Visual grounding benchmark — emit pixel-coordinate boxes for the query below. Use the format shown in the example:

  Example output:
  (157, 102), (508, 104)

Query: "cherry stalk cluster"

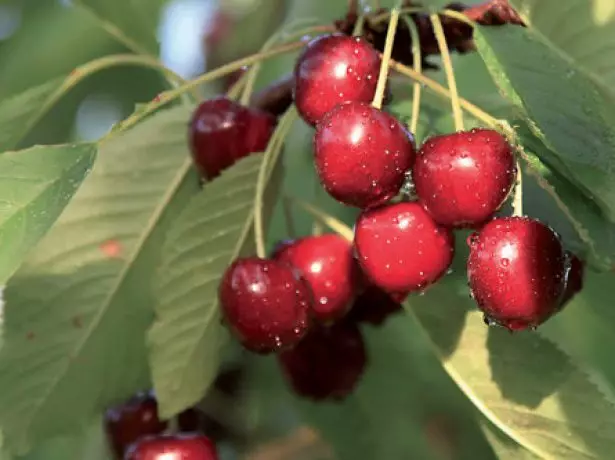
(252, 0), (524, 116)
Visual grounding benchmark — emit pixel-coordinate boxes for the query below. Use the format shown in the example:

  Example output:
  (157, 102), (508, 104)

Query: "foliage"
(0, 0), (613, 459)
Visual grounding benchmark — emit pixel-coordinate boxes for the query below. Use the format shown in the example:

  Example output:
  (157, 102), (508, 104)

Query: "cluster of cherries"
(188, 33), (585, 405)
(103, 391), (218, 459)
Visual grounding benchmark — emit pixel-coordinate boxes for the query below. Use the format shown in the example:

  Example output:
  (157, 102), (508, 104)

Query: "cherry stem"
(111, 41), (306, 135)
(512, 164), (524, 217)
(389, 58), (496, 127)
(402, 16), (423, 134)
(430, 13), (464, 132)
(239, 21), (328, 106)
(372, 7), (400, 109)
(254, 108), (298, 258)
(290, 197), (354, 242)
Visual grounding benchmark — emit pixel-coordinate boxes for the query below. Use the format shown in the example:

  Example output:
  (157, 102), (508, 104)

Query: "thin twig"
(430, 13), (464, 131)
(372, 8), (400, 109)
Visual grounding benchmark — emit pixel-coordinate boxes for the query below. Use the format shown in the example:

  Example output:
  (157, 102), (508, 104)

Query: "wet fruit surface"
(219, 257), (312, 353)
(354, 201), (455, 293)
(278, 321), (366, 400)
(189, 96), (276, 179)
(274, 234), (361, 323)
(105, 391), (167, 458)
(124, 433), (218, 460)
(293, 34), (381, 126)
(467, 216), (567, 330)
(314, 101), (416, 209)
(413, 128), (516, 228)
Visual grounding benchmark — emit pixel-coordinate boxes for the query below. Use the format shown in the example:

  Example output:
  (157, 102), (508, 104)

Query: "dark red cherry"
(219, 257), (312, 353)
(354, 201), (454, 293)
(274, 234), (362, 323)
(293, 34), (381, 126)
(467, 216), (567, 330)
(347, 285), (406, 326)
(413, 128), (517, 228)
(560, 251), (584, 306)
(278, 321), (366, 400)
(189, 96), (276, 179)
(124, 433), (218, 460)
(104, 391), (167, 458)
(314, 101), (416, 209)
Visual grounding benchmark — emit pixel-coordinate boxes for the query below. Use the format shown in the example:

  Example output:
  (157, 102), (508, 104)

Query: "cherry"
(467, 216), (567, 331)
(189, 96), (276, 180)
(104, 391), (168, 458)
(314, 101), (416, 209)
(413, 128), (517, 228)
(354, 201), (454, 293)
(347, 285), (406, 326)
(560, 251), (584, 306)
(219, 257), (312, 353)
(278, 321), (366, 400)
(293, 34), (381, 126)
(274, 234), (362, 323)
(124, 433), (218, 460)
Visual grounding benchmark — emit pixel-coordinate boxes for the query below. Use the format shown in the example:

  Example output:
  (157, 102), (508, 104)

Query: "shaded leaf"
(408, 273), (615, 459)
(475, 25), (615, 222)
(72, 0), (167, 55)
(510, 0), (615, 90)
(149, 151), (284, 418)
(0, 144), (96, 285)
(0, 105), (200, 453)
(0, 79), (63, 152)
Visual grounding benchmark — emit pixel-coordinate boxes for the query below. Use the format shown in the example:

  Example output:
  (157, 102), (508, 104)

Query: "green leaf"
(0, 79), (63, 152)
(72, 0), (167, 55)
(475, 25), (615, 223)
(0, 144), (96, 285)
(0, 105), (200, 453)
(148, 151), (284, 419)
(408, 273), (615, 459)
(509, 0), (615, 89)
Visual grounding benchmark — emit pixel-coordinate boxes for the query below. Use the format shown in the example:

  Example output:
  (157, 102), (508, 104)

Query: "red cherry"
(124, 433), (218, 460)
(274, 234), (362, 323)
(560, 251), (584, 306)
(104, 391), (168, 458)
(354, 201), (455, 293)
(314, 102), (416, 209)
(347, 285), (406, 326)
(219, 257), (312, 353)
(467, 216), (567, 331)
(413, 128), (517, 228)
(293, 34), (381, 126)
(278, 321), (366, 400)
(189, 96), (276, 179)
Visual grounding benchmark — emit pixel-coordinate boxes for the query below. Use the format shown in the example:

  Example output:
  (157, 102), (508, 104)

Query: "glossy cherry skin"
(314, 101), (416, 209)
(124, 434), (218, 460)
(347, 285), (406, 326)
(354, 202), (455, 293)
(413, 128), (517, 228)
(105, 391), (168, 458)
(274, 234), (362, 323)
(278, 321), (366, 400)
(219, 257), (312, 353)
(560, 251), (584, 307)
(189, 96), (276, 180)
(293, 34), (381, 126)
(467, 216), (567, 331)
